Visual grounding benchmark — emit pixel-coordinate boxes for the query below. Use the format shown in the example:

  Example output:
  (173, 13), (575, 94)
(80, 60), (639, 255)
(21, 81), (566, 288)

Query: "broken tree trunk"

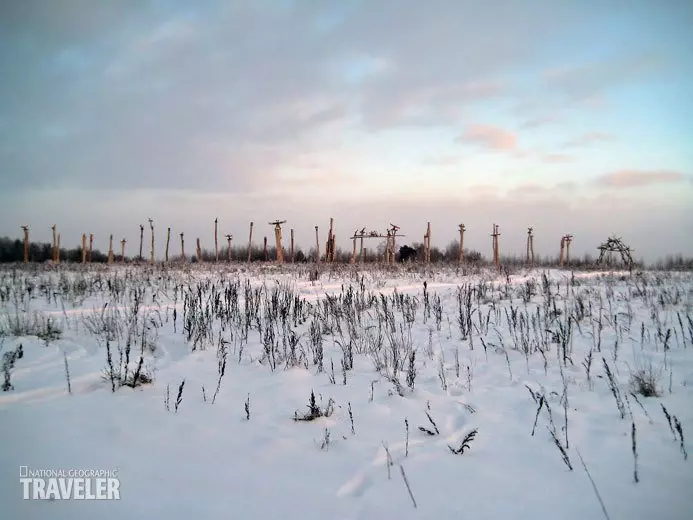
(458, 224), (466, 264)
(263, 236), (268, 261)
(81, 234), (87, 264)
(226, 235), (232, 262)
(88, 234), (94, 263)
(196, 238), (202, 263)
(290, 229), (295, 263)
(165, 228), (171, 263)
(120, 239), (126, 262)
(180, 233), (185, 262)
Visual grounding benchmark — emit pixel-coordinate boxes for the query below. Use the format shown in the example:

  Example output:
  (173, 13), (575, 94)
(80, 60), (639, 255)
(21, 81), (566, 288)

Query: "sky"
(1, 0), (692, 262)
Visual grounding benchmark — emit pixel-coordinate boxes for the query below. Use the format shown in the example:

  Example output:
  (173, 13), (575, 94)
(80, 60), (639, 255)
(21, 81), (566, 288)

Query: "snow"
(1, 265), (692, 520)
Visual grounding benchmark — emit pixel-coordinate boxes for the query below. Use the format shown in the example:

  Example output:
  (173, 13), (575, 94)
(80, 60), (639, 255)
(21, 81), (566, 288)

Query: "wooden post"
(390, 224), (400, 264)
(21, 226), (29, 263)
(81, 233), (87, 264)
(108, 234), (114, 264)
(196, 238), (202, 263)
(290, 229), (295, 263)
(226, 235), (233, 262)
(424, 222), (431, 264)
(180, 232), (185, 262)
(139, 224), (144, 261)
(566, 234), (573, 264)
(247, 222), (254, 263)
(384, 230), (391, 264)
(165, 228), (171, 263)
(269, 220), (287, 263)
(88, 234), (94, 263)
(325, 218), (335, 263)
(120, 238), (126, 262)
(491, 224), (500, 267)
(315, 226), (320, 263)
(51, 225), (57, 263)
(214, 218), (219, 262)
(559, 236), (566, 267)
(526, 227), (534, 266)
(351, 230), (357, 264)
(263, 236), (268, 261)
(57, 233), (61, 264)
(359, 228), (365, 264)
(458, 224), (466, 264)
(148, 219), (155, 264)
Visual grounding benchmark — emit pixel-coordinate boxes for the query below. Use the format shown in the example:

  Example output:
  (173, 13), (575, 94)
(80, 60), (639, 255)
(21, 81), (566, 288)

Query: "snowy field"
(1, 263), (692, 520)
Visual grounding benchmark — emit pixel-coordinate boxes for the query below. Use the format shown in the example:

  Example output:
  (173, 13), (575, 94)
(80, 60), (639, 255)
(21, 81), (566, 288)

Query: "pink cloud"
(596, 169), (689, 188)
(542, 153), (574, 163)
(564, 132), (615, 148)
(457, 124), (517, 151)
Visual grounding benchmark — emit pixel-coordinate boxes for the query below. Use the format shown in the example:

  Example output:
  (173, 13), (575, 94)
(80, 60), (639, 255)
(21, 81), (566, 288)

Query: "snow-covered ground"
(1, 264), (692, 520)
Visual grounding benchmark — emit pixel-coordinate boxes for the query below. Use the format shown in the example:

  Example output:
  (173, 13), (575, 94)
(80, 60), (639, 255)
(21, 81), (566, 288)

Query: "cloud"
(543, 53), (667, 100)
(457, 125), (517, 151)
(595, 170), (689, 188)
(563, 132), (615, 148)
(520, 115), (561, 129)
(542, 153), (574, 163)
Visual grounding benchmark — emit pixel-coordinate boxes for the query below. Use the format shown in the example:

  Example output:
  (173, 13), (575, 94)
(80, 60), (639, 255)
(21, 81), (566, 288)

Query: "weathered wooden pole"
(325, 218), (335, 263)
(180, 232), (185, 262)
(226, 235), (233, 262)
(566, 234), (573, 264)
(526, 227), (534, 266)
(458, 224), (466, 264)
(270, 220), (287, 263)
(247, 222), (254, 263)
(214, 218), (219, 262)
(384, 230), (391, 264)
(196, 238), (202, 263)
(390, 224), (400, 264)
(491, 224), (501, 267)
(120, 238), (127, 262)
(51, 225), (58, 263)
(148, 219), (155, 264)
(88, 234), (94, 263)
(21, 226), (29, 263)
(315, 226), (320, 263)
(290, 229), (295, 263)
(139, 224), (144, 261)
(360, 229), (365, 264)
(108, 234), (114, 264)
(559, 236), (566, 267)
(81, 233), (87, 264)
(263, 236), (268, 261)
(351, 231), (358, 264)
(165, 227), (171, 263)
(57, 233), (61, 264)
(425, 222), (432, 263)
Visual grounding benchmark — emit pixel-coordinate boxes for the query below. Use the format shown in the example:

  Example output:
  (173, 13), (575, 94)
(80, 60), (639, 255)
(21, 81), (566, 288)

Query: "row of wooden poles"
(19, 220), (575, 267)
